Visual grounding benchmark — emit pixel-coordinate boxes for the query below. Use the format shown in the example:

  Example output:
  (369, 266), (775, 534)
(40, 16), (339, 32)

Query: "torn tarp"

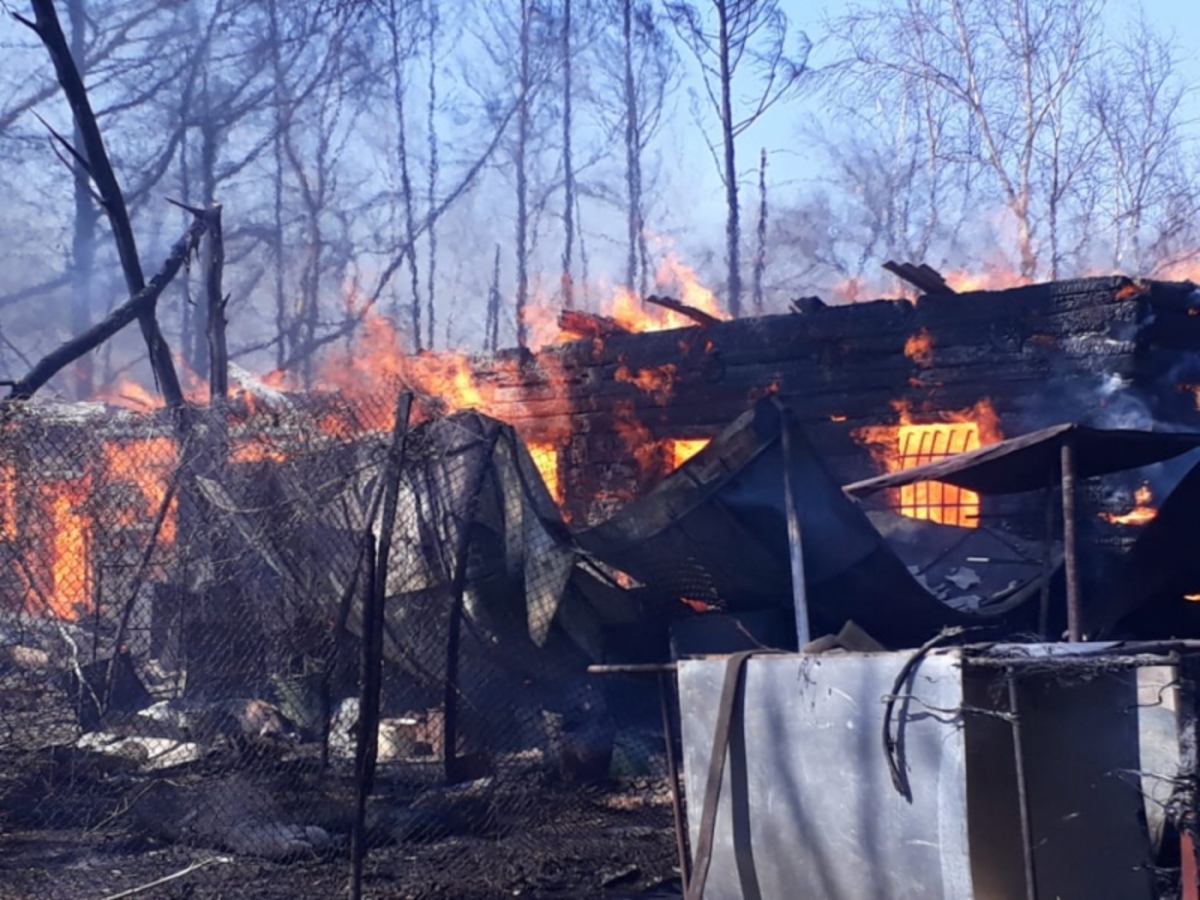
(577, 400), (1033, 649)
(197, 410), (629, 747)
(1087, 456), (1200, 637)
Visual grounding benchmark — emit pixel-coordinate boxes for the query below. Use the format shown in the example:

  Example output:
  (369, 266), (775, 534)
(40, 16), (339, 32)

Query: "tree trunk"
(29, 0), (183, 405)
(621, 0), (641, 294)
(387, 0), (423, 351)
(486, 243), (501, 352)
(560, 0), (575, 310)
(515, 0), (532, 348)
(717, 0), (741, 317)
(753, 147), (767, 314)
(268, 0), (288, 372)
(425, 2), (439, 350)
(67, 0), (95, 399)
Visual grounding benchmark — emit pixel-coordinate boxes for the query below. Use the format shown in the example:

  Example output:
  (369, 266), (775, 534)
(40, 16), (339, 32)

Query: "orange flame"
(229, 439), (289, 464)
(856, 399), (1002, 528)
(612, 400), (659, 475)
(527, 442), (563, 505)
(41, 477), (92, 620)
(669, 439), (710, 470)
(0, 464), (16, 540)
(614, 363), (677, 405)
(102, 438), (179, 545)
(1099, 482), (1157, 526)
(904, 328), (934, 367)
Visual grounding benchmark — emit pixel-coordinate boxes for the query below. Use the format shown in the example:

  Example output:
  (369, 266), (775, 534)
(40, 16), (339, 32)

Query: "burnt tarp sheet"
(576, 400), (999, 649)
(845, 423), (1200, 497)
(197, 410), (631, 738)
(1087, 457), (1200, 637)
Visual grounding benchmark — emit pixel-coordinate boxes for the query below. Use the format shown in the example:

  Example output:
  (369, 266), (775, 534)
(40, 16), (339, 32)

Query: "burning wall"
(478, 276), (1200, 531)
(4, 275), (1199, 626)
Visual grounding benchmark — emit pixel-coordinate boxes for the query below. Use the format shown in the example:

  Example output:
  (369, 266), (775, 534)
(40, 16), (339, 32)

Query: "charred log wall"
(480, 276), (1199, 531)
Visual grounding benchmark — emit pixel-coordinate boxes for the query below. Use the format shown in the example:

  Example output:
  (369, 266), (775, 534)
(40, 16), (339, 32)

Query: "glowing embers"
(894, 423), (982, 528)
(669, 438), (710, 470)
(1099, 482), (1157, 526)
(527, 442), (563, 505)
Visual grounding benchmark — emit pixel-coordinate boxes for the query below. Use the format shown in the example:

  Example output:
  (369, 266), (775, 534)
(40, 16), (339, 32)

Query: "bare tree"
(831, 0), (1103, 280)
(1085, 10), (1200, 275)
(601, 0), (678, 296)
(425, 0), (440, 349)
(381, 0), (425, 348)
(752, 146), (766, 312)
(559, 0), (576, 310)
(667, 0), (808, 316)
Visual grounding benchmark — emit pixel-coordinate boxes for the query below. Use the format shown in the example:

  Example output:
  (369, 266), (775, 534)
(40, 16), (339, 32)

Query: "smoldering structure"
(3, 274), (1200, 897)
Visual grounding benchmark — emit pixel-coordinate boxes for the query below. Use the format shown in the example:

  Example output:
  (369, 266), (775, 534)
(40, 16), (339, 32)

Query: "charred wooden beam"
(883, 261), (957, 296)
(646, 294), (724, 327)
(558, 309), (630, 340)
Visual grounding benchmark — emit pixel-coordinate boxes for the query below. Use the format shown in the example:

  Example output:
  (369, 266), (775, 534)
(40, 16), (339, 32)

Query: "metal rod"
(1037, 481), (1055, 639)
(587, 663), (677, 675)
(659, 671), (691, 887)
(1178, 657), (1200, 900)
(1007, 670), (1038, 900)
(777, 403), (810, 647)
(350, 538), (381, 900)
(1060, 437), (1082, 642)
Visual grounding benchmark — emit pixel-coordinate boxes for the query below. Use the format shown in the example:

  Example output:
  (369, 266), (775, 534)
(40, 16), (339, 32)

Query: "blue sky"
(657, 0), (1200, 263)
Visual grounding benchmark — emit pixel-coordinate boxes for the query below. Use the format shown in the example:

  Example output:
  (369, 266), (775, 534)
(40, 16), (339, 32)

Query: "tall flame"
(102, 438), (178, 545)
(41, 477), (92, 620)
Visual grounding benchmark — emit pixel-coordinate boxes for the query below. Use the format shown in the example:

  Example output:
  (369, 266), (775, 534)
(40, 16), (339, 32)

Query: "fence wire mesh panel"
(0, 394), (679, 899)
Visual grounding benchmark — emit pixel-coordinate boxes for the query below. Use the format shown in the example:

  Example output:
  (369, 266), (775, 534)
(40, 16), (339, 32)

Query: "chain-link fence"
(0, 392), (679, 899)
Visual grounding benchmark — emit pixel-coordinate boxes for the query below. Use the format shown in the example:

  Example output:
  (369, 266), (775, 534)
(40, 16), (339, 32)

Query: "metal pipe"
(587, 663), (677, 675)
(777, 404), (811, 647)
(659, 671), (691, 887)
(1060, 437), (1082, 642)
(1007, 670), (1038, 900)
(1037, 481), (1054, 639)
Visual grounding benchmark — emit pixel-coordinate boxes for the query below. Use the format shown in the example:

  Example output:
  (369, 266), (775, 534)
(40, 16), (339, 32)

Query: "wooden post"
(1060, 436), (1082, 642)
(349, 539), (382, 900)
(776, 402), (810, 647)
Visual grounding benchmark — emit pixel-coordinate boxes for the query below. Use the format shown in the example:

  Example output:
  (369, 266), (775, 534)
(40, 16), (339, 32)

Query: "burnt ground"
(0, 815), (678, 899)
(0, 752), (680, 900)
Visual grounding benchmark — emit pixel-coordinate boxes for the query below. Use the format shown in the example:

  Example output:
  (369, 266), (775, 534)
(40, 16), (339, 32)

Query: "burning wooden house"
(4, 273), (1200, 898)
(4, 274), (1200, 651)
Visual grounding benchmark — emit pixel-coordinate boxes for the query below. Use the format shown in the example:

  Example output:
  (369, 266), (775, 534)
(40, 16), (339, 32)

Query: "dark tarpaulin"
(1088, 457), (1200, 637)
(844, 424), (1200, 497)
(577, 400), (1023, 649)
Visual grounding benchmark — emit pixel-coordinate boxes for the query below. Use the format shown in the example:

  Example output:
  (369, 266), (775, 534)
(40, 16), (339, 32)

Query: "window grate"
(895, 423), (981, 527)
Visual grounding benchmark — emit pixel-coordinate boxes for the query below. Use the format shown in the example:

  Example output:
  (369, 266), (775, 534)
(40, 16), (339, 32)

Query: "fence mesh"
(0, 392), (679, 899)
